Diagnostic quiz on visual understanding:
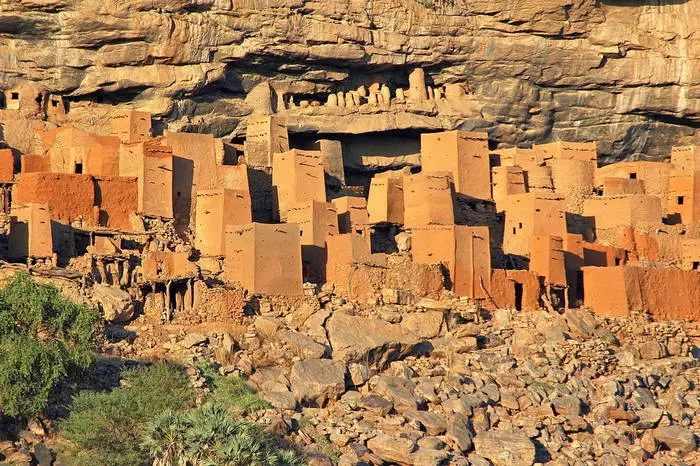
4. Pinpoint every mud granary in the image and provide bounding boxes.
[0,80,698,323]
